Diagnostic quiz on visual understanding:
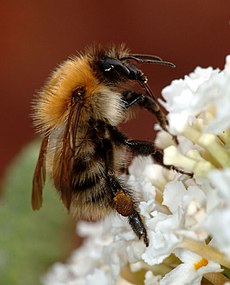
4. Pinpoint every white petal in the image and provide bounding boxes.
[142,229,181,265]
[203,208,230,259]
[163,181,187,213]
[208,168,230,201]
[160,263,201,285]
